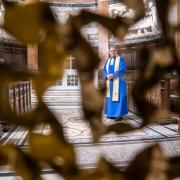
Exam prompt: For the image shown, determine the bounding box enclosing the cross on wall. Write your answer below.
[66,55,76,69]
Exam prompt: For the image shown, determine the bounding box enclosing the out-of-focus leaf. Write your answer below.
[145,46,174,79]
[121,0,145,20]
[92,157,124,179]
[28,132,77,176]
[0,0,180,179]
[1,0,66,99]
[28,103,77,175]
[35,30,67,98]
[63,20,107,141]
[132,45,177,124]
[176,23,180,32]
[1,0,67,98]
[77,157,124,180]
[0,98,50,128]
[38,102,66,139]
[2,0,55,43]
[125,144,168,180]
[0,144,41,180]
[80,78,106,141]
[155,0,170,37]
[167,156,180,179]
[63,22,100,72]
[177,81,180,113]
[68,0,145,40]
[0,64,34,87]
[70,10,131,40]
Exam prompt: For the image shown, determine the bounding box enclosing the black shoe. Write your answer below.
[107,116,116,119]
[115,117,123,121]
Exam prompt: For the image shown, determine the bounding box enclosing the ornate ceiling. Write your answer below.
[0,0,173,46]
[50,0,162,46]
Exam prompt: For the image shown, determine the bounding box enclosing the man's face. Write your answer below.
[109,48,117,57]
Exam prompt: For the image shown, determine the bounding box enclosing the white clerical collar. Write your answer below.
[110,56,116,65]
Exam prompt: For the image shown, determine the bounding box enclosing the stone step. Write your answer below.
[31,89,81,97]
[31,89,82,106]
[31,96,82,106]
[31,98,81,103]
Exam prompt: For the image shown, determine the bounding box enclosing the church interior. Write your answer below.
[0,0,180,179]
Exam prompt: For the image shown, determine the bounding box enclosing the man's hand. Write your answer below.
[107,74,113,80]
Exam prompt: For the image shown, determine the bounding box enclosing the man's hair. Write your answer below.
[109,46,117,51]
[109,46,120,55]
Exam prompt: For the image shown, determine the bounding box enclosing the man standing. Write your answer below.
[103,47,128,120]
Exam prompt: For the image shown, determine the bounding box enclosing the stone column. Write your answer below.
[98,0,109,67]
[26,0,38,71]
[27,44,38,71]
[97,0,109,88]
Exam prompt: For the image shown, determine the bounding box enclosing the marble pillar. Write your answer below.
[27,44,38,71]
[97,0,109,88]
[98,0,109,67]
[26,0,38,71]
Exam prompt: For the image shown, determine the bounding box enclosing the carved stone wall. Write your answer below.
[0,0,163,46]
[109,0,162,46]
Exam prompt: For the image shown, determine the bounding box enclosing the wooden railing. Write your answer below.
[7,81,31,114]
[0,81,31,134]
[125,70,171,113]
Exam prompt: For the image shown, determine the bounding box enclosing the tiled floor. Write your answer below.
[2,89,179,146]
[1,108,179,147]
[0,89,180,179]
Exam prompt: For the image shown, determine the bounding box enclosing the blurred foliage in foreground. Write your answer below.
[0,0,180,179]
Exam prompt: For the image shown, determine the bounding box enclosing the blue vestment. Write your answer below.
[103,56,128,118]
